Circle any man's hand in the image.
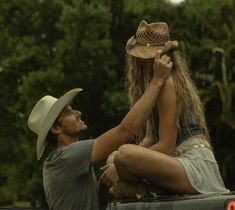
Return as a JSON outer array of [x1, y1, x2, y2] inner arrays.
[[106, 151, 117, 165], [99, 164, 119, 187], [153, 50, 173, 82]]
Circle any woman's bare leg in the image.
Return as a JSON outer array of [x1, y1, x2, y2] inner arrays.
[[114, 144, 198, 194]]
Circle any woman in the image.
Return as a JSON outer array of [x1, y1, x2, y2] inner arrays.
[[100, 20, 229, 196]]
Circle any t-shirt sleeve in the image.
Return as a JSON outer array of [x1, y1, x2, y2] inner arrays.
[[61, 140, 94, 177]]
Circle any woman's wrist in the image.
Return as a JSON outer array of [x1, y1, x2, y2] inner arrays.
[[151, 76, 165, 87]]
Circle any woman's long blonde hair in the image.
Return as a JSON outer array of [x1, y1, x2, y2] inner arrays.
[[126, 50, 210, 144]]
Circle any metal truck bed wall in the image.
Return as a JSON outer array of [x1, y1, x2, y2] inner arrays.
[[1, 193, 234, 210], [0, 209, 48, 210], [104, 193, 235, 210]]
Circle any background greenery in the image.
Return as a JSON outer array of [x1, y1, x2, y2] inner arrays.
[[0, 0, 234, 207]]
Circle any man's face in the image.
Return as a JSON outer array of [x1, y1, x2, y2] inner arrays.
[[55, 105, 87, 137]]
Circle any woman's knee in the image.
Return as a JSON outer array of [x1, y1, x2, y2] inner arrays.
[[114, 144, 140, 168]]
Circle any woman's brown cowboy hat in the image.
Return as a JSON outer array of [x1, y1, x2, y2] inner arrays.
[[126, 20, 178, 59]]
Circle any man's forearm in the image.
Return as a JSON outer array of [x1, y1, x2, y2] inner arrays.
[[120, 78, 164, 135]]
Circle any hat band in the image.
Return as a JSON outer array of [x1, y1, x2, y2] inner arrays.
[[136, 40, 166, 48]]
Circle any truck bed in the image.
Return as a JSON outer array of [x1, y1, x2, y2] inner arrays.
[[104, 192, 235, 210]]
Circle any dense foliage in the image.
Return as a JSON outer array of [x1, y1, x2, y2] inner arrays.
[[0, 0, 234, 207]]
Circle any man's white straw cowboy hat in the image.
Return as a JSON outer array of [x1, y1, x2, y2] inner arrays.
[[28, 88, 82, 160], [126, 20, 179, 58]]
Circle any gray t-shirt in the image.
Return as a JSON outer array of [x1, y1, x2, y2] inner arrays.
[[43, 140, 99, 210]]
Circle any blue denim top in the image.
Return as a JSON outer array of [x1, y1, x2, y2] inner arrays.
[[152, 109, 204, 146]]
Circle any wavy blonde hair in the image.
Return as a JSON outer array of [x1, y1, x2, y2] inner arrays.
[[126, 50, 210, 144]]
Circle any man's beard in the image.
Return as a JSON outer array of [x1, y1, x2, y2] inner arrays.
[[63, 128, 85, 138]]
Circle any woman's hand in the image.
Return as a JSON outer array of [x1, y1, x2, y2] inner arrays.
[[153, 51, 173, 82]]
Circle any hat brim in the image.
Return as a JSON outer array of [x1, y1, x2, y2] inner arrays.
[[126, 36, 178, 59], [126, 44, 165, 59], [36, 88, 82, 160]]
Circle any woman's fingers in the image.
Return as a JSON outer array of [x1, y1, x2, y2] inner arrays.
[[167, 61, 173, 69], [161, 54, 171, 64], [154, 50, 162, 61], [152, 53, 173, 81]]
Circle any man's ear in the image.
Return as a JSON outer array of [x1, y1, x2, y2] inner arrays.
[[50, 124, 61, 135]]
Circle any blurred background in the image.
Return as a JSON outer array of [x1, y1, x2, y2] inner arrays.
[[0, 0, 234, 207]]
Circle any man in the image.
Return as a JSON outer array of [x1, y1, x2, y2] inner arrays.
[[27, 50, 172, 210]]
